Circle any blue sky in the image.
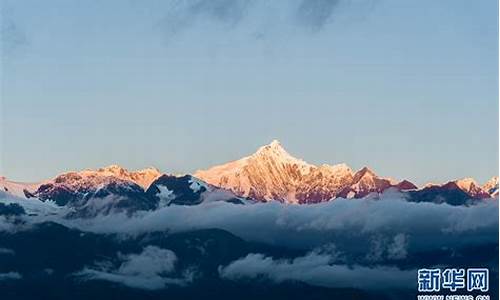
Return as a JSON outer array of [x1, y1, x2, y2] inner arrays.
[[1, 0, 498, 185]]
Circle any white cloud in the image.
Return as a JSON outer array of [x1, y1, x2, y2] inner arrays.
[[366, 233, 408, 262], [0, 272, 22, 280], [0, 216, 17, 232], [0, 248, 15, 255], [75, 246, 193, 290], [219, 251, 415, 290], [387, 233, 408, 260]]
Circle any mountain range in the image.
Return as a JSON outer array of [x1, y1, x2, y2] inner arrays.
[[0, 140, 497, 215], [0, 142, 498, 300]]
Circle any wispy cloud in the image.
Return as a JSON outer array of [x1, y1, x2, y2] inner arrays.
[[189, 0, 250, 25], [157, 0, 374, 41], [295, 0, 340, 31], [1, 13, 28, 58]]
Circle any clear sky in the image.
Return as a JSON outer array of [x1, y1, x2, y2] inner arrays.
[[1, 0, 498, 185]]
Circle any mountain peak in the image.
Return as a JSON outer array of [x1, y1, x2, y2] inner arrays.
[[483, 176, 498, 187], [251, 140, 309, 167], [137, 166, 162, 174], [353, 167, 377, 181], [361, 166, 375, 174], [99, 164, 128, 173], [453, 177, 490, 199], [483, 176, 499, 196], [71, 165, 161, 189], [454, 177, 479, 189], [255, 139, 286, 154], [269, 139, 281, 147], [105, 164, 123, 169]]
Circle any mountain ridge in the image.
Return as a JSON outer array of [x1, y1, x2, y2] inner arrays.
[[1, 141, 497, 206]]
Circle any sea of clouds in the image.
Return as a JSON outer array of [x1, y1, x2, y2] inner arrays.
[[0, 191, 497, 290]]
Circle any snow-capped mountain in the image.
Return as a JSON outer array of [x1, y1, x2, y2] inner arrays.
[[0, 177, 41, 198], [195, 140, 314, 203], [407, 181, 475, 206], [0, 165, 247, 217], [83, 165, 161, 189], [195, 140, 416, 203], [295, 163, 354, 203], [34, 171, 157, 217], [413, 177, 495, 203], [338, 167, 394, 199], [453, 178, 490, 199], [483, 176, 499, 197], [407, 176, 499, 205], [2, 166, 159, 217]]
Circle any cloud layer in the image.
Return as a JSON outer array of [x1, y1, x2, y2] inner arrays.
[[62, 195, 497, 256], [0, 190, 497, 291]]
